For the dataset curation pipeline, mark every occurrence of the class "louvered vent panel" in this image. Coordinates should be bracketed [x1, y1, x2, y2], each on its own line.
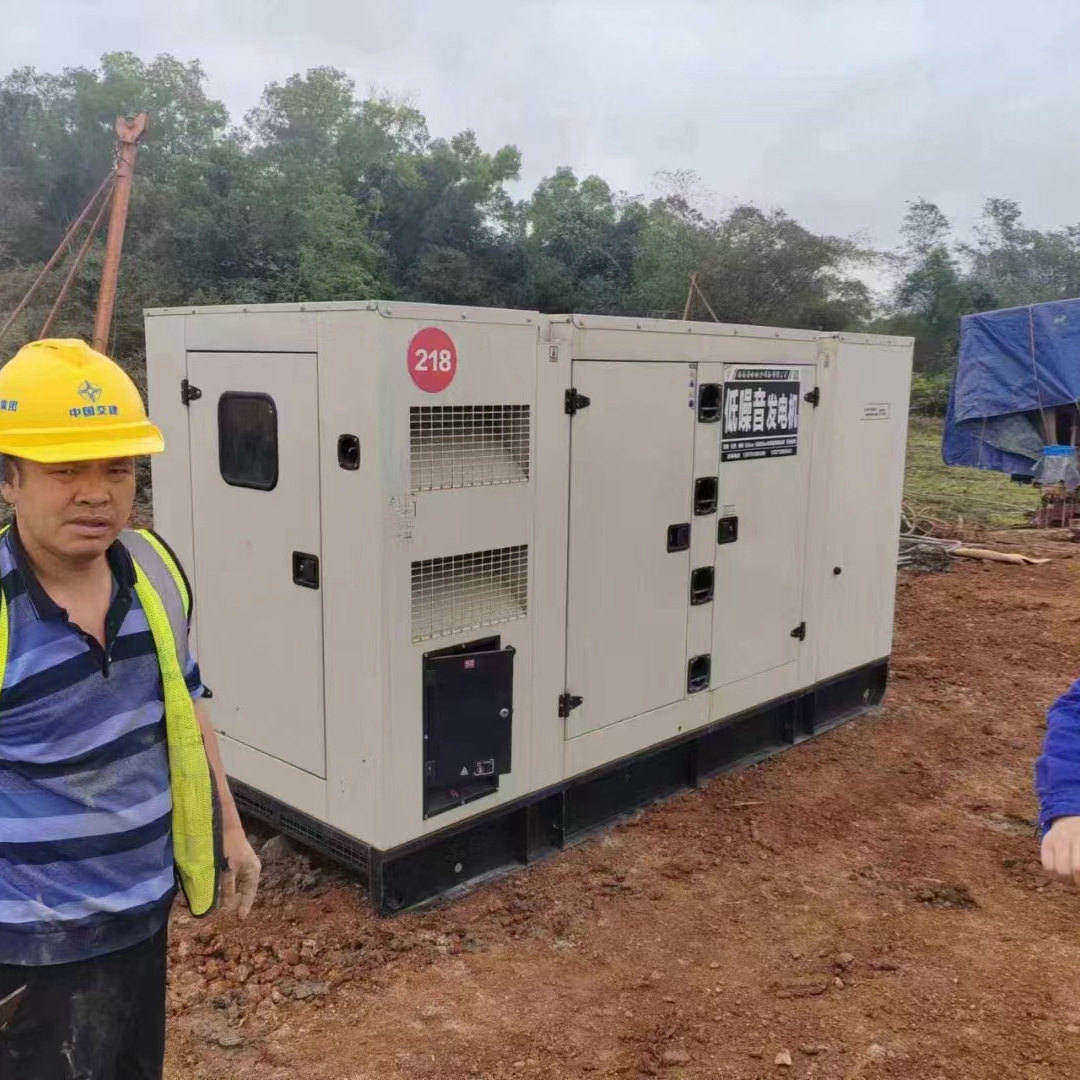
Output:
[410, 405, 530, 492]
[410, 545, 528, 643]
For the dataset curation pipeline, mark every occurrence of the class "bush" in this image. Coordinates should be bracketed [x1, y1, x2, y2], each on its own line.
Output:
[910, 370, 952, 416]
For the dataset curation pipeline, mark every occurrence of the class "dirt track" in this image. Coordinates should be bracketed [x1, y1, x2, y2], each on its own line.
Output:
[165, 532, 1080, 1080]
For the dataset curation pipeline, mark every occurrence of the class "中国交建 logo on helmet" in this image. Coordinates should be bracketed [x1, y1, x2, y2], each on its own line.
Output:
[70, 379, 118, 419]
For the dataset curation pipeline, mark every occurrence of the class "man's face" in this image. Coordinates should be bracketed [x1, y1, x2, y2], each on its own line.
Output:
[0, 457, 136, 562]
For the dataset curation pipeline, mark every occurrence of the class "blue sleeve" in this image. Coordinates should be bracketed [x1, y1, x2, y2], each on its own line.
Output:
[1035, 676, 1080, 834]
[183, 650, 206, 702]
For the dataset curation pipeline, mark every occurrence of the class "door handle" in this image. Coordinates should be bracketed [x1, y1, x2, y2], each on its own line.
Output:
[697, 384, 721, 423]
[690, 566, 714, 605]
[667, 523, 691, 552]
[292, 551, 320, 589]
[694, 476, 718, 515]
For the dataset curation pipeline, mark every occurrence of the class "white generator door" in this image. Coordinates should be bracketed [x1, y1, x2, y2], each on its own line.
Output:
[186, 352, 326, 778]
[565, 362, 695, 738]
[712, 363, 814, 687]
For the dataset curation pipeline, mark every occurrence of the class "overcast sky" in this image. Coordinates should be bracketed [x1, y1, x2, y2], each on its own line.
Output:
[3, 0, 1078, 255]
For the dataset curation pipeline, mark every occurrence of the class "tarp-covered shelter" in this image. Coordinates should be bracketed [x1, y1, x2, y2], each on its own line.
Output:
[943, 298, 1080, 476]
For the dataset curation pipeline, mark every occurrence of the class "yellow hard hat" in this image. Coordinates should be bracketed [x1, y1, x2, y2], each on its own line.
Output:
[0, 339, 164, 463]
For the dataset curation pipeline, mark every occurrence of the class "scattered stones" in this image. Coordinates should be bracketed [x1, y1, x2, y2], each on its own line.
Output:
[914, 883, 977, 909]
[660, 1048, 690, 1066]
[868, 958, 900, 971]
[260, 835, 295, 863]
[774, 976, 830, 999]
[190, 1017, 244, 1050]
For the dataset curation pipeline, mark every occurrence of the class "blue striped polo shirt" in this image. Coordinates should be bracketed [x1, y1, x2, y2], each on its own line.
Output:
[0, 526, 204, 965]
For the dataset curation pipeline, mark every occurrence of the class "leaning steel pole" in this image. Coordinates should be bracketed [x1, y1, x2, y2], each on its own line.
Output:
[92, 113, 148, 354]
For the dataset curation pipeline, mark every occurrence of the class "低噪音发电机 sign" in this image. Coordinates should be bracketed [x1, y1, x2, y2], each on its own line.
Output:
[721, 368, 800, 462]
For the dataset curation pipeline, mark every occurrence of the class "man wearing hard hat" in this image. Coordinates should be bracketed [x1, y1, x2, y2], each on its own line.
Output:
[0, 340, 260, 1077]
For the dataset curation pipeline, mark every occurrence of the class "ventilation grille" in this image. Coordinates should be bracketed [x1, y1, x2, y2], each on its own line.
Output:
[410, 405, 530, 492]
[411, 545, 528, 643]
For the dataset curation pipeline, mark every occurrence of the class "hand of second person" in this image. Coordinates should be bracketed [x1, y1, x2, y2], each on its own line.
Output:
[1041, 815, 1080, 883]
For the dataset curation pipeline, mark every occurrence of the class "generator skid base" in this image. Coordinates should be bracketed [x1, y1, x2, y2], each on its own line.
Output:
[231, 659, 887, 914]
[146, 302, 912, 920]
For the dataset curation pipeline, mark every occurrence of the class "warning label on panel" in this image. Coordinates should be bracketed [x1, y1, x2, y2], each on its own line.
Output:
[721, 368, 800, 462]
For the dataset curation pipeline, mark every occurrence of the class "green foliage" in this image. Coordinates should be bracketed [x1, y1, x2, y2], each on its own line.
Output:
[882, 196, 1080, 378]
[629, 189, 872, 329]
[909, 370, 952, 416]
[16, 50, 1070, 379]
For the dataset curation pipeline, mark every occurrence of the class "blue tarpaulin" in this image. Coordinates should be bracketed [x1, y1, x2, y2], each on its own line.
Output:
[942, 298, 1080, 475]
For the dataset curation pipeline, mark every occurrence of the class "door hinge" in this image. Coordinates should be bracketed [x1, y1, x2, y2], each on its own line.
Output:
[790, 621, 807, 641]
[565, 388, 591, 415]
[181, 379, 202, 406]
[558, 692, 583, 718]
[803, 386, 820, 407]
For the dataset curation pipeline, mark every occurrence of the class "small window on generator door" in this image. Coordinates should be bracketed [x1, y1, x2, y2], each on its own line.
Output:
[218, 392, 279, 491]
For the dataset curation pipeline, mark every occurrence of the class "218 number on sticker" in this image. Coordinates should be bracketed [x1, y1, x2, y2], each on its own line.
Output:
[407, 327, 458, 392]
[412, 348, 453, 372]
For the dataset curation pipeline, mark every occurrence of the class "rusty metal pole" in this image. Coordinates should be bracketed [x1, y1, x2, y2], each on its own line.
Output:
[92, 113, 148, 354]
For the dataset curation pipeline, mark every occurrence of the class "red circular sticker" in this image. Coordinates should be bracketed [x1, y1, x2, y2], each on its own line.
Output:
[407, 327, 458, 393]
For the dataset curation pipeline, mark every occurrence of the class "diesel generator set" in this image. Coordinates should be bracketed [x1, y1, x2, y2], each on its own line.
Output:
[145, 301, 913, 911]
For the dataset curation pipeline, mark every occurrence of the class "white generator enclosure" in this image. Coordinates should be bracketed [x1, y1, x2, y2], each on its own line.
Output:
[145, 302, 913, 911]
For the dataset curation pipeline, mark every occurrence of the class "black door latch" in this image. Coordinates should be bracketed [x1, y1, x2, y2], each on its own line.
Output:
[565, 389, 591, 415]
[558, 692, 583, 718]
[292, 551, 320, 589]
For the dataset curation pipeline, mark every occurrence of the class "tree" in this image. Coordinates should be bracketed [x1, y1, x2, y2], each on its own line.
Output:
[0, 53, 228, 264]
[870, 200, 975, 373]
[630, 185, 871, 330]
[962, 197, 1080, 310]
[520, 168, 643, 313]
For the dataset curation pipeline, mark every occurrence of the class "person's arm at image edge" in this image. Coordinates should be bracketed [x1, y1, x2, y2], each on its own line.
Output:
[1036, 677, 1080, 878]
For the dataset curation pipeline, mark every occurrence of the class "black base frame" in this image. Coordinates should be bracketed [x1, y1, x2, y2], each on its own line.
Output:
[231, 657, 888, 915]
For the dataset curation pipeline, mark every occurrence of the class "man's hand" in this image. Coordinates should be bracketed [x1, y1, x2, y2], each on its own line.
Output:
[220, 825, 261, 919]
[193, 699, 261, 919]
[1041, 815, 1080, 882]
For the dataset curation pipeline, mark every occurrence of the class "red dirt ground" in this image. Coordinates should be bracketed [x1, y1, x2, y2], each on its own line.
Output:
[164, 531, 1080, 1080]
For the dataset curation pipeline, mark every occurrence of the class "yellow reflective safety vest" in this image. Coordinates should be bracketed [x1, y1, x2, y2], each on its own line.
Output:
[0, 525, 221, 916]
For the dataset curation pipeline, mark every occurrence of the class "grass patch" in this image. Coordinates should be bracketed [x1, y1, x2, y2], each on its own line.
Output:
[904, 416, 1041, 529]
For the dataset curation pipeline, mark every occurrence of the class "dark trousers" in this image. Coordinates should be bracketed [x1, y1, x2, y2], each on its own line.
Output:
[0, 926, 166, 1080]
